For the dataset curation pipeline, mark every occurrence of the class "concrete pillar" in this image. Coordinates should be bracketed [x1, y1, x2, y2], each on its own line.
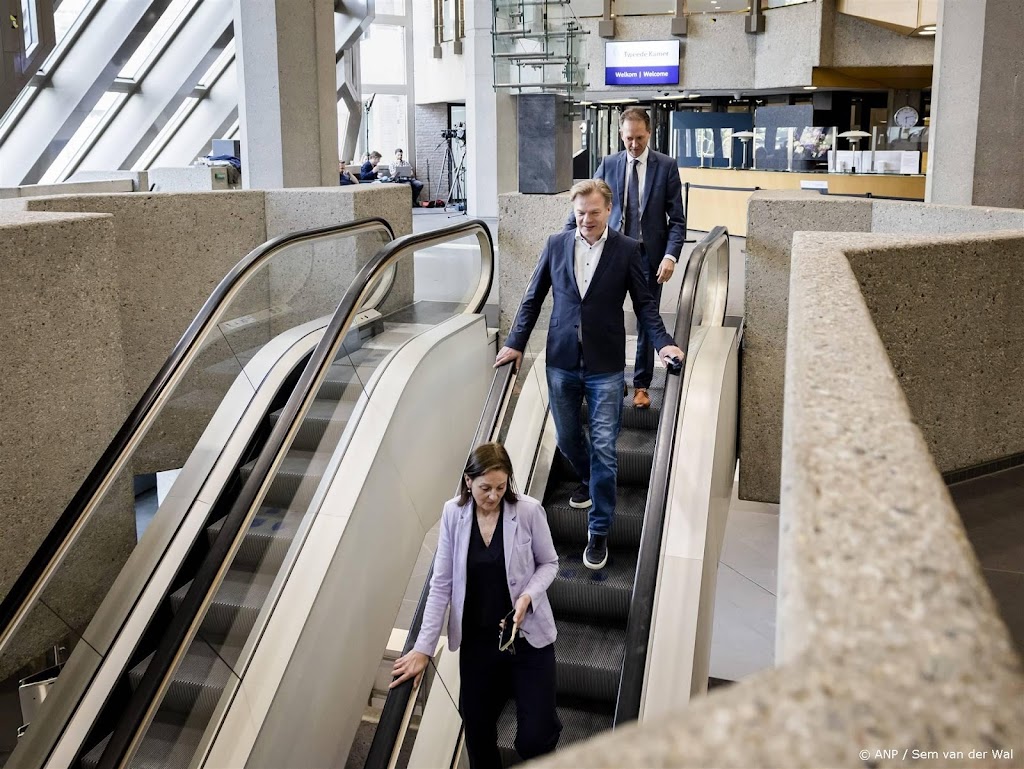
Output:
[926, 0, 1024, 208]
[464, 0, 498, 218]
[234, 0, 339, 189]
[518, 94, 572, 194]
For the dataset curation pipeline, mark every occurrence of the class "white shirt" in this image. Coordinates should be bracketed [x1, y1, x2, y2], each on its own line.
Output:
[623, 146, 649, 213]
[574, 226, 608, 299]
[622, 147, 677, 264]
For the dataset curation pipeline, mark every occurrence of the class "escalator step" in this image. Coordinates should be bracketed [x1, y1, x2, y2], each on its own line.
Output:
[543, 482, 647, 549]
[80, 716, 204, 769]
[127, 641, 236, 720]
[546, 428, 655, 487]
[496, 699, 614, 766]
[584, 386, 665, 431]
[547, 549, 636, 623]
[317, 348, 393, 401]
[267, 398, 357, 453]
[206, 506, 303, 573]
[614, 427, 657, 484]
[169, 569, 275, 641]
[554, 619, 626, 703]
[239, 449, 332, 510]
[129, 714, 207, 769]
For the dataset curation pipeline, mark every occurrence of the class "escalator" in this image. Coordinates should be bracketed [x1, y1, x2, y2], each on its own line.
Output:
[0, 217, 500, 769]
[366, 227, 734, 768]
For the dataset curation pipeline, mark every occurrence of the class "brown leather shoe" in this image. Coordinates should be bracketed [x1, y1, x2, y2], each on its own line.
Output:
[633, 387, 651, 409]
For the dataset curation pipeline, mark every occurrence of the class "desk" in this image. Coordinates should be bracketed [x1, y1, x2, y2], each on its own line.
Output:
[679, 167, 926, 236]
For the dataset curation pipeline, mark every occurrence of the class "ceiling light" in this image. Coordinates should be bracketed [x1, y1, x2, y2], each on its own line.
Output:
[599, 98, 639, 105]
[688, 92, 701, 98]
[917, 28, 936, 35]
[803, 85, 818, 90]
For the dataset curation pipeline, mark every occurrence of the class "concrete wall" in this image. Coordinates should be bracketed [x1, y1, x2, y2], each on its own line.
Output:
[740, 191, 1024, 503]
[529, 228, 1024, 769]
[829, 10, 935, 67]
[0, 211, 134, 676]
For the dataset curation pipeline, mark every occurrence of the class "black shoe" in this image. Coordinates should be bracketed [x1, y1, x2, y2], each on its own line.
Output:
[584, 533, 608, 570]
[623, 381, 628, 398]
[569, 482, 592, 509]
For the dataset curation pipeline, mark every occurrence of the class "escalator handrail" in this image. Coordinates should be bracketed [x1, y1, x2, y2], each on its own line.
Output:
[97, 219, 496, 769]
[364, 360, 518, 769]
[614, 225, 731, 725]
[0, 217, 395, 658]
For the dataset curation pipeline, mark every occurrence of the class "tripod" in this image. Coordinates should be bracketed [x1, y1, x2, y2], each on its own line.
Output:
[433, 137, 467, 211]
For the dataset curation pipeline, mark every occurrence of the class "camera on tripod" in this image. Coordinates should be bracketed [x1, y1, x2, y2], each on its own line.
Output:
[441, 123, 467, 142]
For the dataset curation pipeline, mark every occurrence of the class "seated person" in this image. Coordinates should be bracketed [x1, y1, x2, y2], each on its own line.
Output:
[339, 161, 357, 186]
[359, 151, 383, 181]
[388, 148, 424, 206]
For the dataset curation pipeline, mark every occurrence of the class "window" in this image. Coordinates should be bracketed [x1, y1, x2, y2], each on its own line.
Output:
[118, 0, 200, 81]
[21, 0, 39, 55]
[363, 93, 407, 160]
[374, 0, 404, 13]
[40, 91, 127, 183]
[360, 25, 405, 86]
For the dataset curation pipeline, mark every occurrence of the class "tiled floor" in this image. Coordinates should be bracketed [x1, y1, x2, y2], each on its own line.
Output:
[709, 477, 778, 682]
[948, 467, 1024, 656]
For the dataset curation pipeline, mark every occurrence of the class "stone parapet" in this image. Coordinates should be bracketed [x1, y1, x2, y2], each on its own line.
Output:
[741, 191, 1024, 503]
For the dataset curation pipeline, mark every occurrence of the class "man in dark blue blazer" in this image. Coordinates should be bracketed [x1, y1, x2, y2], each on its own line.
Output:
[565, 107, 686, 410]
[497, 180, 684, 570]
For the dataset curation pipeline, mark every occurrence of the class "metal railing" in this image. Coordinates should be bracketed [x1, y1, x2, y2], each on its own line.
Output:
[614, 225, 730, 725]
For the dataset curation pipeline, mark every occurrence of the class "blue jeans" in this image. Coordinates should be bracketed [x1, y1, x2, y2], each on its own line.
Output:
[546, 366, 623, 537]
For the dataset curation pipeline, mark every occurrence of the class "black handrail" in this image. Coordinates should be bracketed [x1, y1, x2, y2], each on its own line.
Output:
[0, 217, 395, 656]
[364, 360, 517, 769]
[97, 219, 495, 769]
[613, 226, 730, 725]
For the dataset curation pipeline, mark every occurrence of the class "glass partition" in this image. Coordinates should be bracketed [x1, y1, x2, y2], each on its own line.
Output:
[120, 224, 493, 769]
[0, 221, 393, 765]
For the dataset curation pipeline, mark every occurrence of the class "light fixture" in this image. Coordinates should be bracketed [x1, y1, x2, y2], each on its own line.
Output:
[917, 28, 936, 35]
[599, 98, 639, 105]
[803, 85, 818, 90]
[837, 130, 871, 171]
[732, 130, 755, 169]
[660, 93, 691, 101]
[688, 92, 701, 98]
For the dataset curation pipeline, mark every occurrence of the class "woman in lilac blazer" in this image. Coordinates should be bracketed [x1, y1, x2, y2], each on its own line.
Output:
[391, 443, 562, 768]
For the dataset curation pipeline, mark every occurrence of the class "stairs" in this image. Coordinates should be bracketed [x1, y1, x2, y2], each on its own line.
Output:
[495, 365, 666, 764]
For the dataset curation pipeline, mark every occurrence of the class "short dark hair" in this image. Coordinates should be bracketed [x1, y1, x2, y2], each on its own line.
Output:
[459, 442, 519, 506]
[369, 151, 382, 161]
[394, 148, 404, 154]
[620, 107, 651, 131]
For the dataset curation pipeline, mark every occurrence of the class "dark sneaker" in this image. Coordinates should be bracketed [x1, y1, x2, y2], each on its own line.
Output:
[584, 533, 608, 570]
[623, 381, 628, 399]
[569, 482, 592, 509]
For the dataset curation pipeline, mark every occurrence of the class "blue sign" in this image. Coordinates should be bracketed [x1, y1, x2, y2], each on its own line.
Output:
[605, 41, 681, 87]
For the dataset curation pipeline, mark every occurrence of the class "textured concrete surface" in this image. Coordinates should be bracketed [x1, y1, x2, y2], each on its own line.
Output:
[849, 232, 1024, 473]
[0, 211, 134, 677]
[739, 191, 872, 503]
[496, 192, 570, 338]
[872, 199, 1024, 235]
[517, 94, 572, 195]
[828, 9, 934, 67]
[740, 192, 1024, 504]
[528, 231, 1024, 769]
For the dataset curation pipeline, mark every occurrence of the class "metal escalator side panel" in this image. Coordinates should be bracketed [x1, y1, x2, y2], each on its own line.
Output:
[22, 326, 326, 769]
[639, 325, 739, 719]
[198, 315, 495, 769]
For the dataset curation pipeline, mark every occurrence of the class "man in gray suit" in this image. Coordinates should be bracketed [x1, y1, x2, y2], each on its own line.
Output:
[567, 107, 686, 409]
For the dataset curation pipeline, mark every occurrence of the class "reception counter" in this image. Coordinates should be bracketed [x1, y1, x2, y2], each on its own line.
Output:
[679, 167, 926, 236]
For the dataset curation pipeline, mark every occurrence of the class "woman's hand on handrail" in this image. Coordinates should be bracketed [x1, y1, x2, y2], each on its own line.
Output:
[390, 649, 430, 689]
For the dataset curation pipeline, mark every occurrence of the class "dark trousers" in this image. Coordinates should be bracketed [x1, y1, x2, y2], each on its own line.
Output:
[633, 258, 663, 389]
[459, 637, 561, 769]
